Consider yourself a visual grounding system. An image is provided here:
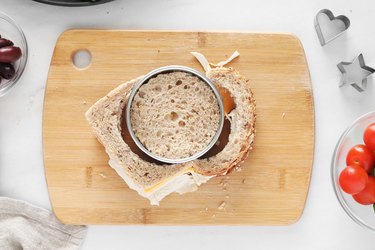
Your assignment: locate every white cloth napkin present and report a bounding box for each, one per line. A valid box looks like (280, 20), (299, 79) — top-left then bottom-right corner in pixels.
(0, 197), (87, 250)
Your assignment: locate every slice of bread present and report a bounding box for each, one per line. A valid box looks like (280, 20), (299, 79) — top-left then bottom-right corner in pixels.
(85, 65), (256, 204)
(130, 71), (221, 160)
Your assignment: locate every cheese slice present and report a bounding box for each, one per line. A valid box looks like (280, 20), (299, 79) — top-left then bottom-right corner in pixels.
(108, 155), (212, 205)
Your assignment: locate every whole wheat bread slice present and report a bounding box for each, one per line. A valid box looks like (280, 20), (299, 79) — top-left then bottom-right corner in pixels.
(85, 66), (255, 191)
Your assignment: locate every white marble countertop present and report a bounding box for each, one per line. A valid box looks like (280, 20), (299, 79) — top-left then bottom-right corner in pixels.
(1, 0), (375, 249)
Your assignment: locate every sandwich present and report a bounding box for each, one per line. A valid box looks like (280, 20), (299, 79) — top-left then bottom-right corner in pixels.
(85, 52), (256, 205)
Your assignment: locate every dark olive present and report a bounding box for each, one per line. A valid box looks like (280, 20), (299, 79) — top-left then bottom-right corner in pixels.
(0, 46), (22, 63)
(0, 63), (15, 79)
(0, 38), (14, 48)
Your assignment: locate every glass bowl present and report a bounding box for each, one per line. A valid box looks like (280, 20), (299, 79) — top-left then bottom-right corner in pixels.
(0, 12), (28, 97)
(332, 111), (375, 231)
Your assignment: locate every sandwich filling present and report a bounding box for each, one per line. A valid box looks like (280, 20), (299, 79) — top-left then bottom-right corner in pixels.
(108, 152), (212, 205)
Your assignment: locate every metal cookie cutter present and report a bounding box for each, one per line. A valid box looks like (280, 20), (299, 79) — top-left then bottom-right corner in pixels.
(337, 54), (375, 92)
(315, 9), (350, 46)
(126, 65), (225, 164)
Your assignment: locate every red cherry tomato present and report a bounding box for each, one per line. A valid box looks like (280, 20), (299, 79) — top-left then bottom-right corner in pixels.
(364, 123), (375, 151)
(339, 165), (368, 194)
(346, 144), (375, 173)
(353, 176), (375, 205)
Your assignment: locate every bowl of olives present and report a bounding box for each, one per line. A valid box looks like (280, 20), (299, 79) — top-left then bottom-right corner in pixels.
(0, 12), (27, 97)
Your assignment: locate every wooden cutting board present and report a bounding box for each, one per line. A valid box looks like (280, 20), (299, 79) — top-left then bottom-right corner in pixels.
(43, 30), (314, 225)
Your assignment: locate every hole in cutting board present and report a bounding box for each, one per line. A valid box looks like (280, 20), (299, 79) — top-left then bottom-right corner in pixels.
(72, 49), (92, 70)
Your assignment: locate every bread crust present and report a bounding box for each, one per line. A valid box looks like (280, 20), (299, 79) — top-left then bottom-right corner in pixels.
(193, 67), (256, 176)
(85, 67), (256, 189)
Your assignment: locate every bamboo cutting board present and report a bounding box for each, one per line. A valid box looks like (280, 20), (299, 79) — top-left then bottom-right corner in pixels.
(43, 30), (314, 225)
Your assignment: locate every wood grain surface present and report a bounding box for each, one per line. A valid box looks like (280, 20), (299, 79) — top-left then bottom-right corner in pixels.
(43, 30), (314, 225)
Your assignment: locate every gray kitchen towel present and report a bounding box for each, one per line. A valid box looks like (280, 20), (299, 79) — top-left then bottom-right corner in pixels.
(0, 197), (87, 250)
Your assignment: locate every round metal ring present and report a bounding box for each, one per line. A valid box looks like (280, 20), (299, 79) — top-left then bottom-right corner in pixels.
(126, 65), (224, 164)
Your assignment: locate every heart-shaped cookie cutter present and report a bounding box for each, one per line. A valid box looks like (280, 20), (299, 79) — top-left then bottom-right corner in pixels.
(315, 9), (350, 46)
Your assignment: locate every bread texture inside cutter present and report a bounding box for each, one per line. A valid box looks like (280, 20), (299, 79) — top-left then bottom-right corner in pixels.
(125, 66), (225, 164)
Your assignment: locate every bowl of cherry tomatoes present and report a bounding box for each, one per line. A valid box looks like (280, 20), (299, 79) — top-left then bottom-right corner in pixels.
(0, 12), (27, 97)
(332, 111), (375, 231)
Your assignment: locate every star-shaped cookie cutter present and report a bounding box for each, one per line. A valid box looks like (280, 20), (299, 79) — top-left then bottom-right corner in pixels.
(337, 54), (375, 92)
